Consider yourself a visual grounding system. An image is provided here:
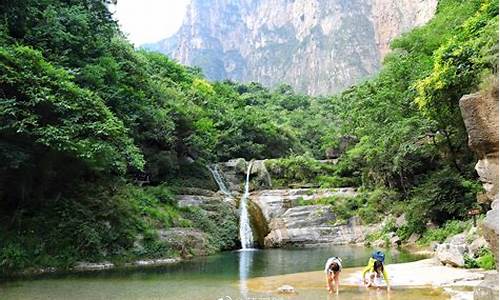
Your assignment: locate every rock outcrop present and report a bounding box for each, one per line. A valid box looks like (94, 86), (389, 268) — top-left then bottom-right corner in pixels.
(459, 85), (499, 267)
(145, 0), (437, 95)
(249, 188), (378, 247)
(251, 188), (357, 223)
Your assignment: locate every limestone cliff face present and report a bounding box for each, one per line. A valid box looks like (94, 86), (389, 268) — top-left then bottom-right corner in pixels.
(145, 0), (437, 95)
(459, 82), (499, 267)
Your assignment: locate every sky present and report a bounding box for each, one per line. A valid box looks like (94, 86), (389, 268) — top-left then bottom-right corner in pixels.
(112, 0), (190, 46)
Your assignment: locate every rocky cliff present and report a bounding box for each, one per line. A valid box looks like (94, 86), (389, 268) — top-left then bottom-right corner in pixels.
(459, 82), (499, 268)
(145, 0), (437, 95)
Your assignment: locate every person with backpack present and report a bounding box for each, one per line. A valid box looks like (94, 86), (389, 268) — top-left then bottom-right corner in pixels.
(324, 256), (342, 295)
(362, 251), (390, 291)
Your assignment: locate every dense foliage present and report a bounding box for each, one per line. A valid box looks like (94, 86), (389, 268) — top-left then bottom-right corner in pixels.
(324, 0), (497, 232)
(0, 0), (497, 274)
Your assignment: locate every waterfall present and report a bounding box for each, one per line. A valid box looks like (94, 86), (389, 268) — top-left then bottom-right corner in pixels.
(239, 161), (254, 249)
(207, 164), (231, 196)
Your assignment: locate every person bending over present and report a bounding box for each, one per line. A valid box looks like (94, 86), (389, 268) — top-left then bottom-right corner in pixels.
(362, 251), (390, 291)
(324, 256), (342, 295)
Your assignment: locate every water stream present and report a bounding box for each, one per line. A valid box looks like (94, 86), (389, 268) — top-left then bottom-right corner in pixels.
(207, 164), (232, 196)
(239, 162), (254, 249)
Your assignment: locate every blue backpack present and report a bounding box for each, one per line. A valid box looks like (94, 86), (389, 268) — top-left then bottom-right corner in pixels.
(372, 251), (385, 263)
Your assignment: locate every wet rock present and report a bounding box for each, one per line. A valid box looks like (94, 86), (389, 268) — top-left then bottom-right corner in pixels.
(277, 284), (296, 294)
(217, 158), (247, 192)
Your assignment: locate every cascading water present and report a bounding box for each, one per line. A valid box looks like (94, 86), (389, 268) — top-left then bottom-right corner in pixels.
(239, 162), (254, 249)
(207, 164), (231, 196)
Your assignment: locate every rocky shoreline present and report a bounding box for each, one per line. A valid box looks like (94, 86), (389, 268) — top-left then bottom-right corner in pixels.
(1, 257), (182, 279)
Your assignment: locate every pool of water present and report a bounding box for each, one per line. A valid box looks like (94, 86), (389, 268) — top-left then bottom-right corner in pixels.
(0, 245), (444, 300)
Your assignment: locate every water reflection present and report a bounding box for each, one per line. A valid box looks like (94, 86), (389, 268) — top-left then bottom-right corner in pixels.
(238, 249), (256, 298)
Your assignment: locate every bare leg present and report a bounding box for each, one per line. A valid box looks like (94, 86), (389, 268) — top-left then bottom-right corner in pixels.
(334, 272), (340, 295)
(326, 274), (334, 293)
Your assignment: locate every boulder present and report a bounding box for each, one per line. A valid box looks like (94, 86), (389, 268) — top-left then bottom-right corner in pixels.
(251, 160), (273, 188)
(468, 236), (489, 256)
(446, 233), (466, 245)
(396, 214), (407, 227)
(390, 235), (401, 246)
(217, 158), (247, 192)
(435, 233), (470, 267)
(407, 233), (421, 244)
(459, 91), (498, 163)
(436, 242), (467, 267)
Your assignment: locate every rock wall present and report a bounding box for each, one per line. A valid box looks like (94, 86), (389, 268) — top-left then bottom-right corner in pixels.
(145, 0), (437, 95)
(249, 188), (379, 247)
(459, 84), (499, 267)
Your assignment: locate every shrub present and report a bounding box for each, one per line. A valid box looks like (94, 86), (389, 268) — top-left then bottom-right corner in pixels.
(418, 220), (472, 245)
(406, 167), (479, 233)
(476, 248), (496, 270)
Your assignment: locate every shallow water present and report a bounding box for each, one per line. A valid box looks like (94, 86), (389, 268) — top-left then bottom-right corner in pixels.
(0, 245), (446, 300)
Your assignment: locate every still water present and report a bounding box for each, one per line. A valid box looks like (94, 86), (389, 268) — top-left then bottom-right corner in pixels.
(0, 245), (446, 300)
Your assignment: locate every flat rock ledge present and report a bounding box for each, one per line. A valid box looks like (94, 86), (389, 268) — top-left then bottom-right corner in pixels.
(126, 258), (179, 267)
(247, 259), (486, 300)
(74, 262), (115, 272)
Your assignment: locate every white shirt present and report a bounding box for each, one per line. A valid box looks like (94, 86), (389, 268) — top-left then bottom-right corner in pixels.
(324, 257), (342, 274)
